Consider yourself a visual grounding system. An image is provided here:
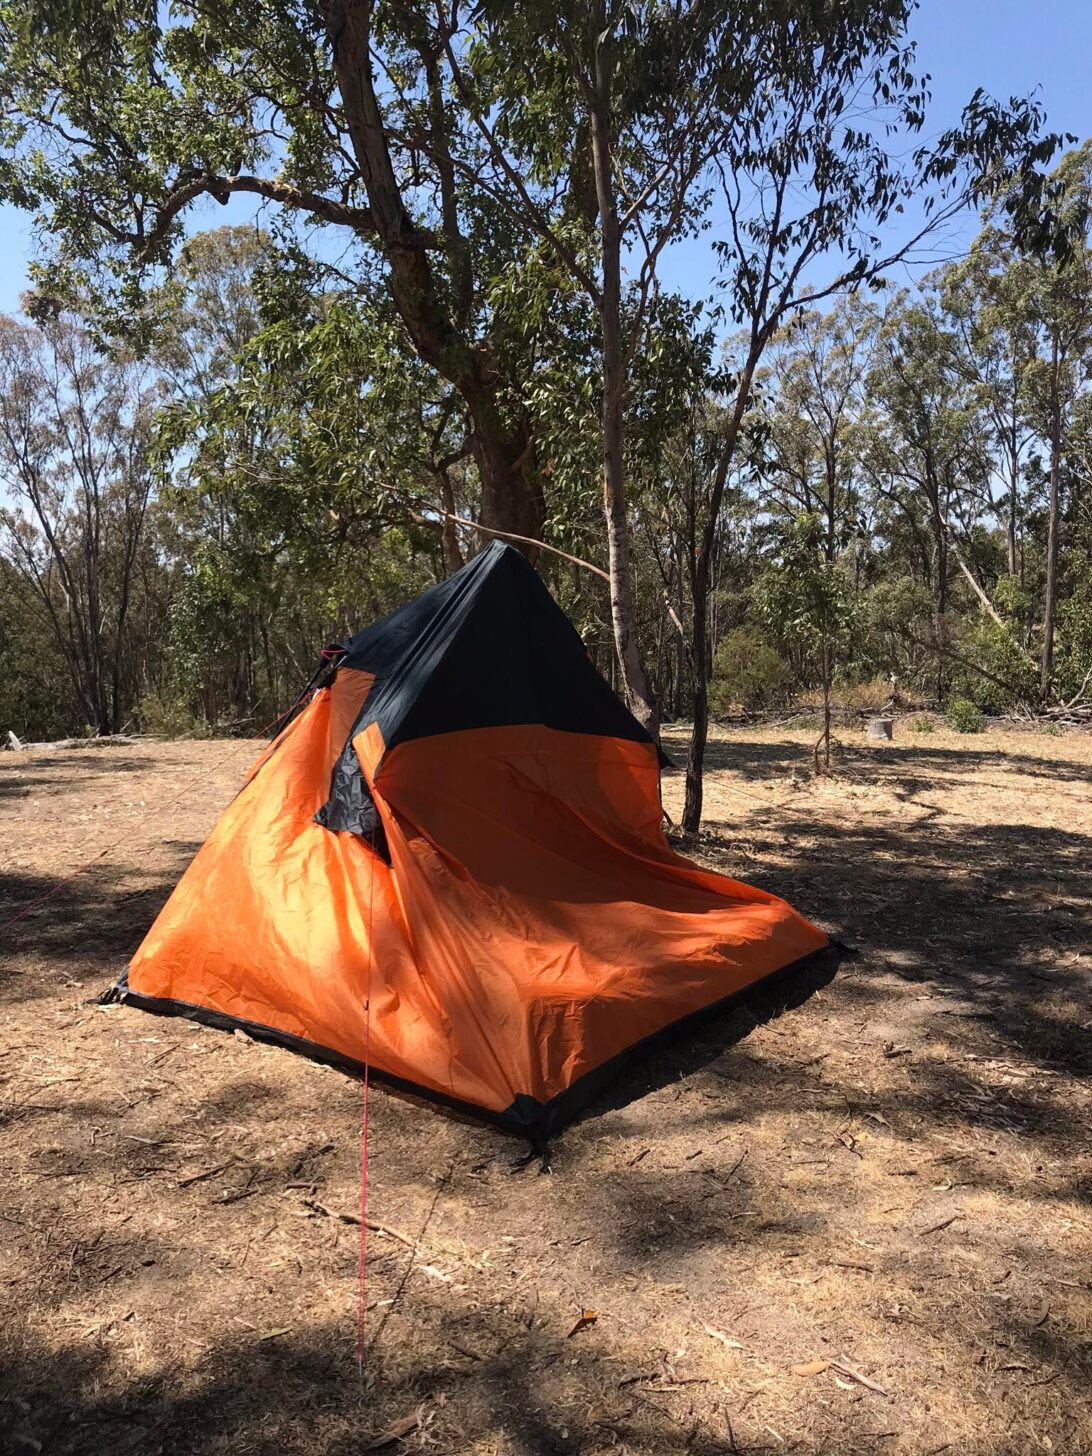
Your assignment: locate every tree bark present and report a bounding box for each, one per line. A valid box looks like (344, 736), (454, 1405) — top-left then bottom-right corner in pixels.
(1007, 425), (1019, 579)
(682, 585), (708, 830)
(817, 641), (832, 774)
(682, 357), (758, 832)
(587, 16), (657, 729)
(927, 460), (948, 702)
(325, 0), (544, 549)
(436, 467), (466, 575)
(1041, 335), (1063, 695)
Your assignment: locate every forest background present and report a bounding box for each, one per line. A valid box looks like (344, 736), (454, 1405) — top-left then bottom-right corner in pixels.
(1, 0), (1090, 831)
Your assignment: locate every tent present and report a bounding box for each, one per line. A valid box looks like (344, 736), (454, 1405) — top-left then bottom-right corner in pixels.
(110, 542), (830, 1138)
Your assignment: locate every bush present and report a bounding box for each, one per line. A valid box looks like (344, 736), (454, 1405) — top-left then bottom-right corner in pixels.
(1055, 579), (1092, 703)
(908, 713), (935, 733)
(136, 688), (207, 738)
(945, 697), (984, 733)
(951, 620), (1037, 713)
(711, 626), (793, 713)
(833, 675), (894, 712)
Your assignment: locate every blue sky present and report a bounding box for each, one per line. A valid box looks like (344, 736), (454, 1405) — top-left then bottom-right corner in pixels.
(0, 0), (1088, 315)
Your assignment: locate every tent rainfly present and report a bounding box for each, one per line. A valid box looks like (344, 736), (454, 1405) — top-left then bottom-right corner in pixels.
(108, 542), (831, 1138)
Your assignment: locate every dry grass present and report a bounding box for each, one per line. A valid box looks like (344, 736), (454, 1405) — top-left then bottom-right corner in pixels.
(1, 724), (1090, 1455)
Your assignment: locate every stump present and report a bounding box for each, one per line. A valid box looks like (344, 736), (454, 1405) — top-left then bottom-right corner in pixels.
(867, 717), (893, 741)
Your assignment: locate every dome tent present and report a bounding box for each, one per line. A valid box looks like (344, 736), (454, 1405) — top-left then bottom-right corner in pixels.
(110, 542), (830, 1138)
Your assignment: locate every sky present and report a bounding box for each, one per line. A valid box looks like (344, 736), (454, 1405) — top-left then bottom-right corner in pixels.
(0, 0), (1088, 315)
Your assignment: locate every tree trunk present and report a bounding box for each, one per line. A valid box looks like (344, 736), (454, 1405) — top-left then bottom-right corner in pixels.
(933, 490), (948, 702)
(1041, 338), (1063, 695)
(326, 0), (544, 551)
(436, 467), (466, 575)
(682, 585), (708, 832)
(466, 402), (544, 548)
(1042, 422), (1059, 687)
(1007, 429), (1019, 579)
(682, 356), (759, 832)
(586, 16), (657, 731)
(817, 641), (832, 775)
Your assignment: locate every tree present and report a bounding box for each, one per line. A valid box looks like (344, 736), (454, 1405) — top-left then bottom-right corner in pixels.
(155, 229), (454, 722)
(1016, 145), (1092, 692)
(0, 556), (81, 739)
(941, 231), (1039, 581)
(757, 514), (857, 774)
(673, 8), (1064, 828)
(0, 0), (548, 545)
(454, 1), (859, 725)
(467, 3), (1067, 746)
(760, 295), (880, 565)
(1, 2), (1064, 743)
(0, 314), (160, 733)
(864, 296), (988, 694)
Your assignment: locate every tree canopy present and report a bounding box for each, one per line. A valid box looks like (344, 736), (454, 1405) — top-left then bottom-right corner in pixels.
(0, 3), (1088, 816)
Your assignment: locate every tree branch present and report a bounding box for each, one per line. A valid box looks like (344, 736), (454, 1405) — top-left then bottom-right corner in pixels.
(409, 504), (609, 580)
(141, 174), (387, 259)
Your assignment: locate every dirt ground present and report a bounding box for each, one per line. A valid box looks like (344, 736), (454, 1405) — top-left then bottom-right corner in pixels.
(1, 722), (1090, 1456)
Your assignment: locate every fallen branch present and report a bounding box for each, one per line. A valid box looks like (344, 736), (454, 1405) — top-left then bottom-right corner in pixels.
(919, 1212), (962, 1236)
(407, 506), (610, 581)
(301, 1199), (485, 1270)
(4, 732), (144, 751)
(831, 1356), (889, 1396)
(177, 1161), (232, 1188)
(898, 629), (1029, 701)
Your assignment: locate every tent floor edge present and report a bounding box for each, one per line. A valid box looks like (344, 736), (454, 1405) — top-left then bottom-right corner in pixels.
(102, 971), (539, 1137)
(101, 938), (841, 1143)
(532, 939), (843, 1138)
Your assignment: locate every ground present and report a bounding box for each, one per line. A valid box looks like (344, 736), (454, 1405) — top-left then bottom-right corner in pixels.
(1, 722), (1090, 1456)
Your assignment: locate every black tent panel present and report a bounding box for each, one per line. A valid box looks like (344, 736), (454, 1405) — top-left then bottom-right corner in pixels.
(316, 543), (656, 833)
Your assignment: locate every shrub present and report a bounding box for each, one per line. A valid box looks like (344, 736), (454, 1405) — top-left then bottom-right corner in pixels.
(833, 675), (894, 712)
(711, 626), (793, 713)
(136, 688), (207, 738)
(945, 697), (984, 734)
(1055, 579), (1092, 703)
(908, 713), (935, 733)
(951, 620), (1037, 713)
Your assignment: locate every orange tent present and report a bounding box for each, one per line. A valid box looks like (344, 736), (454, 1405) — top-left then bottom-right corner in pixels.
(111, 543), (829, 1137)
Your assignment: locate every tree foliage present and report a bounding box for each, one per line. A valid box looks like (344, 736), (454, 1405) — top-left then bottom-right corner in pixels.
(0, 5), (1088, 819)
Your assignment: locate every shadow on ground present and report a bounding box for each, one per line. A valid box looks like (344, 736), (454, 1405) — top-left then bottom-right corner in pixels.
(0, 753), (157, 799)
(0, 847), (200, 1003)
(669, 732), (1092, 789)
(3, 735), (1090, 1455)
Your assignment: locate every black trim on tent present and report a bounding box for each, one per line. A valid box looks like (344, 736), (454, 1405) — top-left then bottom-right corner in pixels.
(529, 941), (841, 1137)
(315, 542), (663, 833)
(102, 969), (538, 1135)
(103, 942), (839, 1141)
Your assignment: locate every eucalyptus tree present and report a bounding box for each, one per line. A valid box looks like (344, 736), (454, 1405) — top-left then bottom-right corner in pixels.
(1, 1), (1065, 739)
(758, 295), (881, 566)
(674, 8), (1064, 828)
(757, 513), (858, 774)
(451, 1), (807, 725)
(863, 299), (984, 687)
(155, 230), (469, 718)
(0, 314), (161, 733)
(0, 0), (550, 548)
(436, 1), (1067, 745)
(1014, 144), (1092, 691)
(940, 234), (1040, 581)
